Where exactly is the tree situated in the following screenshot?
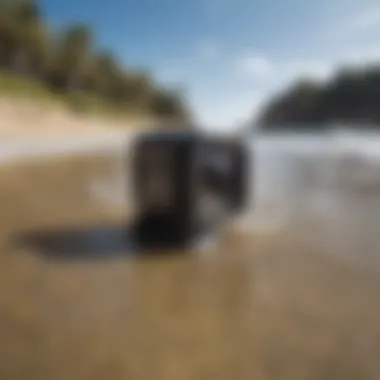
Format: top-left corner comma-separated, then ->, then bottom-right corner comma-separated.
87,51 -> 120,95
0,0 -> 18,67
0,1 -> 192,125
150,88 -> 190,121
52,24 -> 93,92
25,21 -> 52,79
257,65 -> 380,130
8,0 -> 43,74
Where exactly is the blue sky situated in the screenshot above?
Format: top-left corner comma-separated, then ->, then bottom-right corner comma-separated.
41,0 -> 380,131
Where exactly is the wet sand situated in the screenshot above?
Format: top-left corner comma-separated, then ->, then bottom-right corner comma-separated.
0,153 -> 380,380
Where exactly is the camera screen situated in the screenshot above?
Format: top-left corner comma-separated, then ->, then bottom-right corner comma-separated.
138,145 -> 175,211
197,146 -> 232,227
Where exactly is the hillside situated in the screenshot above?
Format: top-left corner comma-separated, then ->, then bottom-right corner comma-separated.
257,65 -> 380,131
0,0 -> 191,132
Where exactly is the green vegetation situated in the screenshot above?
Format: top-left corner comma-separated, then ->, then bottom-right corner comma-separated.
258,65 -> 380,131
0,0 -> 191,124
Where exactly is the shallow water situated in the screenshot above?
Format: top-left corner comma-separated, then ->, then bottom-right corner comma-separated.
0,132 -> 380,380
250,132 -> 380,228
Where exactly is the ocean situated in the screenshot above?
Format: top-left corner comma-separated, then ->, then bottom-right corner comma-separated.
250,131 -> 380,228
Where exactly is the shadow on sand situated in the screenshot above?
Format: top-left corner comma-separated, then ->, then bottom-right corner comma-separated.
11,225 -> 190,263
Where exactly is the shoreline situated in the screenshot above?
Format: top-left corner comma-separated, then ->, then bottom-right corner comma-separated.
0,132 -> 134,163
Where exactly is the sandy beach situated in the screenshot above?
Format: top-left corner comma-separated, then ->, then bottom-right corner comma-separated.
0,140 -> 379,380
0,98 -> 153,141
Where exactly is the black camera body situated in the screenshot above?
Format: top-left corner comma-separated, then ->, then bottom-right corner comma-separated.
130,131 -> 251,250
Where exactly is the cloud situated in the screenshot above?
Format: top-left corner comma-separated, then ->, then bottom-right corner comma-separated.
235,54 -> 273,79
325,2 -> 380,42
157,1 -> 380,131
192,88 -> 265,131
338,43 -> 380,65
350,7 -> 380,33
230,40 -> 380,122
235,41 -> 380,88
235,54 -> 333,87
279,60 -> 333,83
